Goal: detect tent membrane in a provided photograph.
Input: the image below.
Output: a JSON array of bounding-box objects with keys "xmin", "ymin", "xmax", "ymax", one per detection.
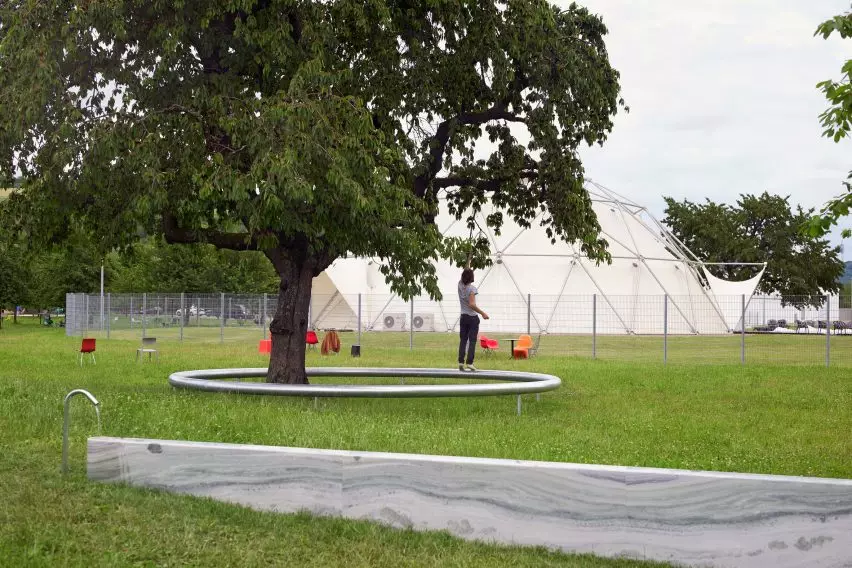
[{"xmin": 311, "ymin": 182, "xmax": 764, "ymax": 335}]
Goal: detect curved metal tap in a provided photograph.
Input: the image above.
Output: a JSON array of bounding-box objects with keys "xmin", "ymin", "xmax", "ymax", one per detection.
[{"xmin": 62, "ymin": 389, "xmax": 101, "ymax": 474}]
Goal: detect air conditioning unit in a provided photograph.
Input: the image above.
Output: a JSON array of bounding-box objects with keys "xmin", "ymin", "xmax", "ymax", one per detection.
[
  {"xmin": 381, "ymin": 312, "xmax": 407, "ymax": 331},
  {"xmin": 412, "ymin": 313, "xmax": 435, "ymax": 332}
]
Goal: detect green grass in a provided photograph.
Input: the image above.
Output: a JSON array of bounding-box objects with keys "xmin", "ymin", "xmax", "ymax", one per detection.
[{"xmin": 2, "ymin": 321, "xmax": 850, "ymax": 567}]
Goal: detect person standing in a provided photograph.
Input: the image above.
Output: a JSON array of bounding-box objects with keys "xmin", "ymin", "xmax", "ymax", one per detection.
[{"xmin": 458, "ymin": 268, "xmax": 489, "ymax": 371}]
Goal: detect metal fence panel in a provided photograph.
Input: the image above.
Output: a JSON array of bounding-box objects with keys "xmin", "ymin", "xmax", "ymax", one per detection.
[{"xmin": 64, "ymin": 292, "xmax": 852, "ymax": 366}]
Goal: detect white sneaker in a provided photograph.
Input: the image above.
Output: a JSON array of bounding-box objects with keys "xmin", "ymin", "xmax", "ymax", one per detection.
[
  {"xmin": 458, "ymin": 364, "xmax": 466, "ymax": 371},
  {"xmin": 465, "ymin": 364, "xmax": 478, "ymax": 372}
]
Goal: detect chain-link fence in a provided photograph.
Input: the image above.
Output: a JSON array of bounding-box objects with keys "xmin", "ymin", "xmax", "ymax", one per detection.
[{"xmin": 65, "ymin": 292, "xmax": 852, "ymax": 366}]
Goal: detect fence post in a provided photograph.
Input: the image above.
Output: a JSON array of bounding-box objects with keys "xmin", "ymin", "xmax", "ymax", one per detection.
[
  {"xmin": 663, "ymin": 294, "xmax": 668, "ymax": 365},
  {"xmin": 527, "ymin": 293, "xmax": 531, "ymax": 335},
  {"xmin": 85, "ymin": 294, "xmax": 89, "ymax": 337},
  {"xmin": 129, "ymin": 295, "xmax": 134, "ymax": 329},
  {"xmin": 592, "ymin": 294, "xmax": 597, "ymax": 359},
  {"xmin": 826, "ymin": 295, "xmax": 831, "ymax": 368},
  {"xmin": 262, "ymin": 293, "xmax": 268, "ymax": 337},
  {"xmin": 220, "ymin": 293, "xmax": 225, "ymax": 344},
  {"xmin": 409, "ymin": 298, "xmax": 414, "ymax": 351},
  {"xmin": 358, "ymin": 293, "xmax": 362, "ymax": 346},
  {"xmin": 106, "ymin": 293, "xmax": 111, "ymax": 339},
  {"xmin": 179, "ymin": 292, "xmax": 184, "ymax": 342},
  {"xmin": 195, "ymin": 296, "xmax": 200, "ymax": 327},
  {"xmin": 142, "ymin": 293, "xmax": 147, "ymax": 338},
  {"xmin": 740, "ymin": 294, "xmax": 745, "ymax": 365}
]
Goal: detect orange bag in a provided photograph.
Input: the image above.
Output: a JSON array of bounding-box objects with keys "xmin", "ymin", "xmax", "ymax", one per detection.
[{"xmin": 321, "ymin": 330, "xmax": 341, "ymax": 355}]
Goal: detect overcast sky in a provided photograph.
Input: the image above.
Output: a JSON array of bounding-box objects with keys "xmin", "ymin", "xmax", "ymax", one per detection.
[{"xmin": 558, "ymin": 0, "xmax": 851, "ymax": 259}]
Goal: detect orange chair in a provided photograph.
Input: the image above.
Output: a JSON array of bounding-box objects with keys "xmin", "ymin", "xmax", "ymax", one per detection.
[
  {"xmin": 79, "ymin": 338, "xmax": 96, "ymax": 366},
  {"xmin": 479, "ymin": 335, "xmax": 499, "ymax": 355},
  {"xmin": 513, "ymin": 334, "xmax": 533, "ymax": 359},
  {"xmin": 306, "ymin": 330, "xmax": 319, "ymax": 349}
]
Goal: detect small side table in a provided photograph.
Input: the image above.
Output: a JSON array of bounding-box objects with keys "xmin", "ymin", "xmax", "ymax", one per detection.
[{"xmin": 501, "ymin": 338, "xmax": 520, "ymax": 358}]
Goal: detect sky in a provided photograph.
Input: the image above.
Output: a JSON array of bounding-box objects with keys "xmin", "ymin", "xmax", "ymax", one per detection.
[{"xmin": 557, "ymin": 0, "xmax": 852, "ymax": 260}]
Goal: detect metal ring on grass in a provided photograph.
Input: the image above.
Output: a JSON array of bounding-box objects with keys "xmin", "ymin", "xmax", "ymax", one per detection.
[{"xmin": 168, "ymin": 367, "xmax": 561, "ymax": 398}]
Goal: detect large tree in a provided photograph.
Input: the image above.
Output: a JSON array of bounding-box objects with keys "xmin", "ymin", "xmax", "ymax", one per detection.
[
  {"xmin": 663, "ymin": 193, "xmax": 844, "ymax": 307},
  {"xmin": 804, "ymin": 6, "xmax": 852, "ymax": 239},
  {"xmin": 0, "ymin": 1, "xmax": 624, "ymax": 382}
]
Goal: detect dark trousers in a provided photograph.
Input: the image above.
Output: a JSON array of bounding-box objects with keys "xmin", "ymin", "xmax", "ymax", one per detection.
[{"xmin": 458, "ymin": 314, "xmax": 480, "ymax": 364}]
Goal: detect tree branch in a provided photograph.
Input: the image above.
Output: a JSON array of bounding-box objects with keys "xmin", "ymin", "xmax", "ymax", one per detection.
[
  {"xmin": 457, "ymin": 105, "xmax": 525, "ymax": 125},
  {"xmin": 162, "ymin": 212, "xmax": 259, "ymax": 251},
  {"xmin": 412, "ymin": 103, "xmax": 525, "ymax": 198},
  {"xmin": 432, "ymin": 170, "xmax": 538, "ymax": 191}
]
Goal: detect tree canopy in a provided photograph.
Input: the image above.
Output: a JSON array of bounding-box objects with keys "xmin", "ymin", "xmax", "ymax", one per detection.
[
  {"xmin": 0, "ymin": 0, "xmax": 625, "ymax": 382},
  {"xmin": 663, "ymin": 193, "xmax": 845, "ymax": 307},
  {"xmin": 804, "ymin": 6, "xmax": 852, "ymax": 239}
]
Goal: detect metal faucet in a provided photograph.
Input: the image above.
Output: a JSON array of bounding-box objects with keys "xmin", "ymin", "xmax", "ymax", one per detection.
[{"xmin": 62, "ymin": 389, "xmax": 101, "ymax": 474}]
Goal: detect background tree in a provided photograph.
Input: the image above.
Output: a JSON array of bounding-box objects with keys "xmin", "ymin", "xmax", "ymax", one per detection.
[
  {"xmin": 1, "ymin": 226, "xmax": 280, "ymax": 315},
  {"xmin": 0, "ymin": 232, "xmax": 28, "ymax": 328},
  {"xmin": 663, "ymin": 193, "xmax": 844, "ymax": 307},
  {"xmin": 1, "ymin": 1, "xmax": 624, "ymax": 383},
  {"xmin": 106, "ymin": 239, "xmax": 279, "ymax": 294},
  {"xmin": 27, "ymin": 231, "xmax": 103, "ymax": 310},
  {"xmin": 0, "ymin": 190, "xmax": 28, "ymax": 326},
  {"xmin": 804, "ymin": 6, "xmax": 852, "ymax": 239}
]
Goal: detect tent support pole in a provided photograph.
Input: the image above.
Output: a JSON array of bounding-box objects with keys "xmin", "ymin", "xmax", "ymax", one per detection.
[
  {"xmin": 527, "ymin": 294, "xmax": 531, "ymax": 335},
  {"xmin": 663, "ymin": 294, "xmax": 668, "ymax": 364},
  {"xmin": 741, "ymin": 294, "xmax": 745, "ymax": 365}
]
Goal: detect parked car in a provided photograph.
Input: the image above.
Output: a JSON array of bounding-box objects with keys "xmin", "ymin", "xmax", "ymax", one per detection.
[
  {"xmin": 175, "ymin": 305, "xmax": 206, "ymax": 317},
  {"xmin": 230, "ymin": 304, "xmax": 253, "ymax": 320}
]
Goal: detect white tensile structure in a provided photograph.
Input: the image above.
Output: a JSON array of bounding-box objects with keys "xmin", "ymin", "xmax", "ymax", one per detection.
[{"xmin": 310, "ymin": 182, "xmax": 764, "ymax": 335}]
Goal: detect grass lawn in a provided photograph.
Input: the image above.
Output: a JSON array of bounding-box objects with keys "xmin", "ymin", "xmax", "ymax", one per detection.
[
  {"xmin": 97, "ymin": 317, "xmax": 852, "ymax": 367},
  {"xmin": 1, "ymin": 321, "xmax": 850, "ymax": 566}
]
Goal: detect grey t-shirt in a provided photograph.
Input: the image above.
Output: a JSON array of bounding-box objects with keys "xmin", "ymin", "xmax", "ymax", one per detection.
[{"xmin": 458, "ymin": 281, "xmax": 478, "ymax": 317}]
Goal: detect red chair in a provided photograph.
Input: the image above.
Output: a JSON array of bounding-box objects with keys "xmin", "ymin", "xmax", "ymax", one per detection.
[
  {"xmin": 258, "ymin": 338, "xmax": 271, "ymax": 354},
  {"xmin": 306, "ymin": 330, "xmax": 319, "ymax": 349},
  {"xmin": 479, "ymin": 335, "xmax": 499, "ymax": 356},
  {"xmin": 79, "ymin": 338, "xmax": 96, "ymax": 366}
]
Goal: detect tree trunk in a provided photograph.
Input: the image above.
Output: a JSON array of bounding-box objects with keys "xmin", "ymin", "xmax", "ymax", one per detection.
[{"xmin": 265, "ymin": 247, "xmax": 317, "ymax": 384}]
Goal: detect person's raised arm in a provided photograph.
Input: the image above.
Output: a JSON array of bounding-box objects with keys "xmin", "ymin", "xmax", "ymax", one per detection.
[{"xmin": 468, "ymin": 292, "xmax": 489, "ymax": 320}]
